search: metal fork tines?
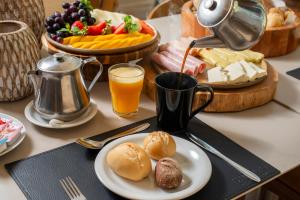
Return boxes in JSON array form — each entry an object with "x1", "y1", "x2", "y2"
[{"x1": 60, "y1": 176, "x2": 87, "y2": 200}]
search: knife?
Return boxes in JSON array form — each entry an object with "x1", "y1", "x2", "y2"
[{"x1": 186, "y1": 132, "x2": 261, "y2": 183}]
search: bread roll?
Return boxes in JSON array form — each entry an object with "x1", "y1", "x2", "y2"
[
  {"x1": 267, "y1": 12, "x2": 284, "y2": 28},
  {"x1": 106, "y1": 142, "x2": 152, "y2": 181},
  {"x1": 143, "y1": 131, "x2": 176, "y2": 160}
]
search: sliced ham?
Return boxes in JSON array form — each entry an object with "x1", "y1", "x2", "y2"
[
  {"x1": 159, "y1": 44, "x2": 206, "y2": 74},
  {"x1": 151, "y1": 53, "x2": 194, "y2": 76}
]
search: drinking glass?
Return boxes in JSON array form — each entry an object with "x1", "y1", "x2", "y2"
[{"x1": 108, "y1": 63, "x2": 145, "y2": 117}]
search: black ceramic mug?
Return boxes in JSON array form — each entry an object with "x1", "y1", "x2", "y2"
[{"x1": 155, "y1": 72, "x2": 214, "y2": 131}]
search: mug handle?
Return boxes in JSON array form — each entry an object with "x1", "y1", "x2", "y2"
[
  {"x1": 190, "y1": 85, "x2": 214, "y2": 118},
  {"x1": 82, "y1": 57, "x2": 103, "y2": 93}
]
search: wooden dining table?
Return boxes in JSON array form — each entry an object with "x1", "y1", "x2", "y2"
[{"x1": 0, "y1": 15, "x2": 300, "y2": 200}]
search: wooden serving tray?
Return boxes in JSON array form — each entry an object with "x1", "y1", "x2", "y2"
[
  {"x1": 42, "y1": 35, "x2": 159, "y2": 81},
  {"x1": 142, "y1": 60, "x2": 278, "y2": 113}
]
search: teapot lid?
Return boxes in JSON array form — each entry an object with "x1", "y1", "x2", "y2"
[
  {"x1": 197, "y1": 0, "x2": 233, "y2": 27},
  {"x1": 37, "y1": 53, "x2": 81, "y2": 73}
]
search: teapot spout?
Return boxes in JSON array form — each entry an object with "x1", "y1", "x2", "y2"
[
  {"x1": 27, "y1": 70, "x2": 41, "y2": 95},
  {"x1": 189, "y1": 35, "x2": 226, "y2": 49}
]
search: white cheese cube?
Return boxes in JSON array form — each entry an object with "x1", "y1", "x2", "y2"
[
  {"x1": 225, "y1": 62, "x2": 248, "y2": 84},
  {"x1": 207, "y1": 67, "x2": 228, "y2": 83},
  {"x1": 240, "y1": 60, "x2": 258, "y2": 81},
  {"x1": 249, "y1": 63, "x2": 267, "y2": 78}
]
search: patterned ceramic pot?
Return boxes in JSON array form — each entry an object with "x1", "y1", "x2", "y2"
[
  {"x1": 0, "y1": 20, "x2": 40, "y2": 102},
  {"x1": 0, "y1": 0, "x2": 45, "y2": 47}
]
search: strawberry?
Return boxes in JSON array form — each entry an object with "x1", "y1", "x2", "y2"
[
  {"x1": 88, "y1": 21, "x2": 107, "y2": 35},
  {"x1": 111, "y1": 25, "x2": 116, "y2": 33},
  {"x1": 114, "y1": 23, "x2": 126, "y2": 34},
  {"x1": 140, "y1": 20, "x2": 155, "y2": 36},
  {"x1": 71, "y1": 21, "x2": 84, "y2": 30},
  {"x1": 0, "y1": 119, "x2": 5, "y2": 125}
]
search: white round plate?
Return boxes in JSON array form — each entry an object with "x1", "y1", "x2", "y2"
[
  {"x1": 24, "y1": 100, "x2": 98, "y2": 129},
  {"x1": 0, "y1": 113, "x2": 26, "y2": 156},
  {"x1": 94, "y1": 133, "x2": 212, "y2": 200}
]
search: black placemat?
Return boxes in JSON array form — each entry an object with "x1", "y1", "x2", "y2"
[
  {"x1": 287, "y1": 68, "x2": 300, "y2": 80},
  {"x1": 5, "y1": 117, "x2": 279, "y2": 200}
]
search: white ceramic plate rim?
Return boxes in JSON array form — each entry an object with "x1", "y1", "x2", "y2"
[
  {"x1": 24, "y1": 100, "x2": 98, "y2": 129},
  {"x1": 0, "y1": 113, "x2": 26, "y2": 157},
  {"x1": 94, "y1": 133, "x2": 212, "y2": 200}
]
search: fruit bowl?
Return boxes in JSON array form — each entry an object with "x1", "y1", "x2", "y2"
[
  {"x1": 44, "y1": 0, "x2": 158, "y2": 55},
  {"x1": 45, "y1": 22, "x2": 159, "y2": 55}
]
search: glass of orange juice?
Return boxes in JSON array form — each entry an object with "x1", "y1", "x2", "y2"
[{"x1": 108, "y1": 63, "x2": 145, "y2": 117}]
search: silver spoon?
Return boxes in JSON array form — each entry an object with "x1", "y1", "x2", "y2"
[{"x1": 76, "y1": 123, "x2": 150, "y2": 149}]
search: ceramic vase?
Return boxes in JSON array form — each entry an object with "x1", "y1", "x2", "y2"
[
  {"x1": 0, "y1": 20, "x2": 40, "y2": 102},
  {"x1": 0, "y1": 0, "x2": 45, "y2": 47}
]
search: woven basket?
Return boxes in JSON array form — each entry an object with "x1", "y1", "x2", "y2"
[
  {"x1": 0, "y1": 0, "x2": 45, "y2": 47},
  {"x1": 0, "y1": 21, "x2": 40, "y2": 102}
]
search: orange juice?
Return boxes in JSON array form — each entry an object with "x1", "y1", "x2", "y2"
[{"x1": 108, "y1": 65, "x2": 144, "y2": 116}]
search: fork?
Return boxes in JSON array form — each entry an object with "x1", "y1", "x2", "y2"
[{"x1": 60, "y1": 176, "x2": 87, "y2": 200}]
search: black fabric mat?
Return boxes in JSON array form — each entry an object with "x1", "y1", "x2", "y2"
[
  {"x1": 287, "y1": 68, "x2": 300, "y2": 80},
  {"x1": 5, "y1": 117, "x2": 280, "y2": 200}
]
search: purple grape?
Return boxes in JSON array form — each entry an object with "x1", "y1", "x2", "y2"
[
  {"x1": 71, "y1": 12, "x2": 80, "y2": 20},
  {"x1": 87, "y1": 17, "x2": 94, "y2": 25},
  {"x1": 46, "y1": 16, "x2": 54, "y2": 26},
  {"x1": 54, "y1": 11, "x2": 61, "y2": 17},
  {"x1": 50, "y1": 34, "x2": 58, "y2": 41},
  {"x1": 78, "y1": 9, "x2": 86, "y2": 16},
  {"x1": 53, "y1": 23, "x2": 61, "y2": 31},
  {"x1": 62, "y1": 2, "x2": 70, "y2": 9},
  {"x1": 73, "y1": 0, "x2": 80, "y2": 7},
  {"x1": 69, "y1": 5, "x2": 77, "y2": 12},
  {"x1": 56, "y1": 37, "x2": 63, "y2": 43},
  {"x1": 54, "y1": 17, "x2": 64, "y2": 24},
  {"x1": 57, "y1": 31, "x2": 65, "y2": 38},
  {"x1": 46, "y1": 26, "x2": 54, "y2": 33},
  {"x1": 80, "y1": 16, "x2": 87, "y2": 22},
  {"x1": 79, "y1": 3, "x2": 85, "y2": 9}
]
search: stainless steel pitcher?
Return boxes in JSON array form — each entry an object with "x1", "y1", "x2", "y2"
[
  {"x1": 28, "y1": 53, "x2": 103, "y2": 121},
  {"x1": 191, "y1": 0, "x2": 267, "y2": 50}
]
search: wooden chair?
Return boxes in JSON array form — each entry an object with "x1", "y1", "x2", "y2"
[{"x1": 147, "y1": 0, "x2": 188, "y2": 19}]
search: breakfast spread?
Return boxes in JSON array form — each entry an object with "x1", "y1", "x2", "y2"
[
  {"x1": 106, "y1": 132, "x2": 183, "y2": 189},
  {"x1": 0, "y1": 118, "x2": 22, "y2": 153},
  {"x1": 143, "y1": 131, "x2": 176, "y2": 160},
  {"x1": 106, "y1": 142, "x2": 152, "y2": 181},
  {"x1": 45, "y1": 0, "x2": 156, "y2": 50},
  {"x1": 155, "y1": 157, "x2": 183, "y2": 189},
  {"x1": 267, "y1": 7, "x2": 299, "y2": 28}
]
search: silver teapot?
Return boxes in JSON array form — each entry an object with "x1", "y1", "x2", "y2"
[
  {"x1": 28, "y1": 53, "x2": 103, "y2": 121},
  {"x1": 191, "y1": 0, "x2": 267, "y2": 50}
]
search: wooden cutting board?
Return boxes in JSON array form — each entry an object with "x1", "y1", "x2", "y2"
[{"x1": 142, "y1": 60, "x2": 279, "y2": 112}]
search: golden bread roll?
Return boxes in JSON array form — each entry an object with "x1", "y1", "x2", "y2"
[
  {"x1": 143, "y1": 131, "x2": 176, "y2": 160},
  {"x1": 267, "y1": 12, "x2": 284, "y2": 28},
  {"x1": 106, "y1": 142, "x2": 152, "y2": 181},
  {"x1": 269, "y1": 7, "x2": 284, "y2": 17}
]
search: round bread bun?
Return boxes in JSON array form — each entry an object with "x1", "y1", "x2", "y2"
[
  {"x1": 143, "y1": 131, "x2": 176, "y2": 160},
  {"x1": 106, "y1": 142, "x2": 152, "y2": 181}
]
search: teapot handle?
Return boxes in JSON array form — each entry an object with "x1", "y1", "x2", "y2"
[{"x1": 82, "y1": 57, "x2": 103, "y2": 93}]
